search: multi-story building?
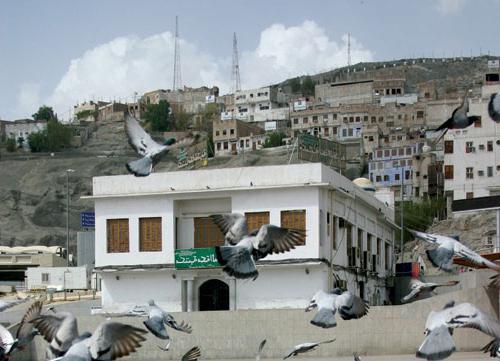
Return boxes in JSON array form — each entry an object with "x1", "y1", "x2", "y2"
[
  {"x1": 73, "y1": 101, "x2": 109, "y2": 122},
  {"x1": 4, "y1": 119, "x2": 47, "y2": 149},
  {"x1": 88, "y1": 163, "x2": 396, "y2": 311},
  {"x1": 143, "y1": 86, "x2": 219, "y2": 115},
  {"x1": 213, "y1": 118, "x2": 265, "y2": 156},
  {"x1": 411, "y1": 148, "x2": 443, "y2": 199},
  {"x1": 443, "y1": 83, "x2": 500, "y2": 201},
  {"x1": 232, "y1": 86, "x2": 288, "y2": 123}
]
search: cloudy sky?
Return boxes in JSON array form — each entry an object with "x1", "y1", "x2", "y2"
[{"x1": 1, "y1": 0, "x2": 499, "y2": 120}]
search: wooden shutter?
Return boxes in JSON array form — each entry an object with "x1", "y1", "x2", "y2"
[
  {"x1": 107, "y1": 219, "x2": 129, "y2": 253},
  {"x1": 139, "y1": 217, "x2": 162, "y2": 252},
  {"x1": 444, "y1": 140, "x2": 453, "y2": 154},
  {"x1": 245, "y1": 212, "x2": 270, "y2": 233},
  {"x1": 444, "y1": 165, "x2": 454, "y2": 180},
  {"x1": 280, "y1": 210, "x2": 306, "y2": 245},
  {"x1": 194, "y1": 217, "x2": 224, "y2": 248}
]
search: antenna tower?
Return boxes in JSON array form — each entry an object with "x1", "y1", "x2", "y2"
[
  {"x1": 347, "y1": 32, "x2": 351, "y2": 66},
  {"x1": 232, "y1": 32, "x2": 241, "y2": 93},
  {"x1": 173, "y1": 16, "x2": 182, "y2": 91}
]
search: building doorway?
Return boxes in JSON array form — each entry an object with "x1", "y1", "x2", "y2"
[{"x1": 199, "y1": 279, "x2": 229, "y2": 311}]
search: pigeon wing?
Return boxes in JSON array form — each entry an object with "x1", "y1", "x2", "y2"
[
  {"x1": 254, "y1": 225, "x2": 305, "y2": 258},
  {"x1": 164, "y1": 314, "x2": 192, "y2": 334},
  {"x1": 30, "y1": 314, "x2": 65, "y2": 343},
  {"x1": 0, "y1": 325, "x2": 14, "y2": 353},
  {"x1": 446, "y1": 303, "x2": 500, "y2": 338},
  {"x1": 182, "y1": 346, "x2": 201, "y2": 361},
  {"x1": 454, "y1": 243, "x2": 500, "y2": 271},
  {"x1": 401, "y1": 286, "x2": 422, "y2": 303},
  {"x1": 89, "y1": 322, "x2": 147, "y2": 361},
  {"x1": 210, "y1": 213, "x2": 248, "y2": 243},
  {"x1": 125, "y1": 114, "x2": 163, "y2": 157},
  {"x1": 16, "y1": 299, "x2": 43, "y2": 343}
]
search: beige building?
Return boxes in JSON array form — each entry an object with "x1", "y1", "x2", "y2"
[
  {"x1": 98, "y1": 102, "x2": 128, "y2": 122},
  {"x1": 143, "y1": 86, "x2": 219, "y2": 115},
  {"x1": 213, "y1": 118, "x2": 265, "y2": 156},
  {"x1": 73, "y1": 101, "x2": 109, "y2": 122},
  {"x1": 412, "y1": 148, "x2": 443, "y2": 199}
]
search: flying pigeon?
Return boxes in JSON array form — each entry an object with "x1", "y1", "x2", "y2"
[
  {"x1": 125, "y1": 113, "x2": 196, "y2": 177},
  {"x1": 142, "y1": 300, "x2": 192, "y2": 350},
  {"x1": 408, "y1": 229, "x2": 500, "y2": 272},
  {"x1": 401, "y1": 279, "x2": 460, "y2": 303},
  {"x1": 488, "y1": 93, "x2": 500, "y2": 123},
  {"x1": 212, "y1": 213, "x2": 306, "y2": 279},
  {"x1": 305, "y1": 289, "x2": 369, "y2": 328},
  {"x1": 210, "y1": 213, "x2": 249, "y2": 245},
  {"x1": 31, "y1": 308, "x2": 80, "y2": 359},
  {"x1": 416, "y1": 301, "x2": 500, "y2": 361},
  {"x1": 181, "y1": 346, "x2": 201, "y2": 361},
  {"x1": 256, "y1": 340, "x2": 266, "y2": 361},
  {"x1": 482, "y1": 338, "x2": 500, "y2": 358},
  {"x1": 353, "y1": 353, "x2": 362, "y2": 361},
  {"x1": 283, "y1": 339, "x2": 335, "y2": 359},
  {"x1": 434, "y1": 96, "x2": 479, "y2": 143},
  {"x1": 47, "y1": 321, "x2": 148, "y2": 361},
  {"x1": 0, "y1": 325, "x2": 16, "y2": 361}
]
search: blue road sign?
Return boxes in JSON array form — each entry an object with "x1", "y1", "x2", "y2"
[{"x1": 81, "y1": 212, "x2": 95, "y2": 228}]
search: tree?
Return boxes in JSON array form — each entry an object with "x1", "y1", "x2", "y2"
[
  {"x1": 143, "y1": 100, "x2": 171, "y2": 132},
  {"x1": 301, "y1": 76, "x2": 315, "y2": 96},
  {"x1": 28, "y1": 120, "x2": 73, "y2": 152},
  {"x1": 263, "y1": 132, "x2": 286, "y2": 148},
  {"x1": 75, "y1": 109, "x2": 97, "y2": 121},
  {"x1": 5, "y1": 138, "x2": 16, "y2": 152},
  {"x1": 33, "y1": 105, "x2": 57, "y2": 121},
  {"x1": 172, "y1": 110, "x2": 191, "y2": 131},
  {"x1": 288, "y1": 77, "x2": 301, "y2": 94}
]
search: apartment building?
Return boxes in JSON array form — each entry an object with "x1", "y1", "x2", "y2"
[
  {"x1": 232, "y1": 86, "x2": 288, "y2": 123},
  {"x1": 213, "y1": 118, "x2": 265, "y2": 156}
]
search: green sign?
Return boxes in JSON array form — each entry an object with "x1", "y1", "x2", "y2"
[{"x1": 175, "y1": 248, "x2": 220, "y2": 269}]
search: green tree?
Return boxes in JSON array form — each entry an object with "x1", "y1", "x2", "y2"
[
  {"x1": 143, "y1": 100, "x2": 171, "y2": 132},
  {"x1": 33, "y1": 105, "x2": 57, "y2": 121},
  {"x1": 75, "y1": 109, "x2": 97, "y2": 121},
  {"x1": 172, "y1": 110, "x2": 191, "y2": 131},
  {"x1": 263, "y1": 132, "x2": 286, "y2": 148},
  {"x1": 288, "y1": 77, "x2": 301, "y2": 93},
  {"x1": 28, "y1": 120, "x2": 73, "y2": 152},
  {"x1": 301, "y1": 76, "x2": 315, "y2": 96},
  {"x1": 6, "y1": 138, "x2": 16, "y2": 152}
]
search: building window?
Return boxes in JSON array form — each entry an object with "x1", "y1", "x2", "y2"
[
  {"x1": 395, "y1": 173, "x2": 400, "y2": 181},
  {"x1": 417, "y1": 111, "x2": 424, "y2": 119},
  {"x1": 466, "y1": 192, "x2": 474, "y2": 199},
  {"x1": 326, "y1": 212, "x2": 331, "y2": 237},
  {"x1": 293, "y1": 118, "x2": 298, "y2": 124},
  {"x1": 465, "y1": 141, "x2": 474, "y2": 153},
  {"x1": 281, "y1": 210, "x2": 306, "y2": 245},
  {"x1": 376, "y1": 150, "x2": 382, "y2": 158},
  {"x1": 376, "y1": 175, "x2": 382, "y2": 182},
  {"x1": 139, "y1": 217, "x2": 162, "y2": 252},
  {"x1": 346, "y1": 223, "x2": 355, "y2": 267},
  {"x1": 230, "y1": 129, "x2": 235, "y2": 135},
  {"x1": 194, "y1": 217, "x2": 224, "y2": 248},
  {"x1": 355, "y1": 116, "x2": 360, "y2": 122},
  {"x1": 217, "y1": 142, "x2": 221, "y2": 150},
  {"x1": 303, "y1": 117, "x2": 308, "y2": 124},
  {"x1": 385, "y1": 243, "x2": 391, "y2": 271},
  {"x1": 466, "y1": 167, "x2": 474, "y2": 179},
  {"x1": 215, "y1": 131, "x2": 220, "y2": 136},
  {"x1": 42, "y1": 273, "x2": 50, "y2": 283},
  {"x1": 223, "y1": 142, "x2": 228, "y2": 150},
  {"x1": 444, "y1": 140, "x2": 453, "y2": 154},
  {"x1": 488, "y1": 166, "x2": 494, "y2": 177},
  {"x1": 222, "y1": 129, "x2": 227, "y2": 135},
  {"x1": 383, "y1": 175, "x2": 389, "y2": 181},
  {"x1": 245, "y1": 212, "x2": 270, "y2": 233},
  {"x1": 487, "y1": 141, "x2": 493, "y2": 152},
  {"x1": 406, "y1": 147, "x2": 412, "y2": 155},
  {"x1": 474, "y1": 117, "x2": 482, "y2": 127},
  {"x1": 107, "y1": 219, "x2": 129, "y2": 253},
  {"x1": 398, "y1": 148, "x2": 404, "y2": 156},
  {"x1": 312, "y1": 116, "x2": 318, "y2": 123},
  {"x1": 405, "y1": 170, "x2": 411, "y2": 180}
]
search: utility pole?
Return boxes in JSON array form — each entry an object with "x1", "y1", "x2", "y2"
[
  {"x1": 232, "y1": 32, "x2": 241, "y2": 93},
  {"x1": 66, "y1": 169, "x2": 75, "y2": 266},
  {"x1": 347, "y1": 32, "x2": 351, "y2": 67},
  {"x1": 400, "y1": 167, "x2": 404, "y2": 263}
]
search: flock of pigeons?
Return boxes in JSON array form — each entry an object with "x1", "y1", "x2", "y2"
[{"x1": 1, "y1": 94, "x2": 499, "y2": 360}]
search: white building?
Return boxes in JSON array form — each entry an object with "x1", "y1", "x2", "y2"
[
  {"x1": 88, "y1": 163, "x2": 396, "y2": 312},
  {"x1": 26, "y1": 266, "x2": 89, "y2": 291},
  {"x1": 232, "y1": 86, "x2": 289, "y2": 123},
  {"x1": 4, "y1": 119, "x2": 47, "y2": 149},
  {"x1": 443, "y1": 84, "x2": 500, "y2": 200}
]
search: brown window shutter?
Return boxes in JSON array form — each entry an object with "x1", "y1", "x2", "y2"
[
  {"x1": 245, "y1": 212, "x2": 270, "y2": 233},
  {"x1": 140, "y1": 217, "x2": 162, "y2": 252},
  {"x1": 107, "y1": 219, "x2": 129, "y2": 253},
  {"x1": 194, "y1": 217, "x2": 224, "y2": 248},
  {"x1": 280, "y1": 210, "x2": 306, "y2": 245}
]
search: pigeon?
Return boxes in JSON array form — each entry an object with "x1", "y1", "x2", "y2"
[
  {"x1": 142, "y1": 300, "x2": 192, "y2": 350},
  {"x1": 212, "y1": 213, "x2": 306, "y2": 279},
  {"x1": 416, "y1": 301, "x2": 500, "y2": 361},
  {"x1": 125, "y1": 113, "x2": 196, "y2": 177},
  {"x1": 401, "y1": 279, "x2": 460, "y2": 303},
  {"x1": 305, "y1": 289, "x2": 369, "y2": 328},
  {"x1": 47, "y1": 321, "x2": 148, "y2": 361},
  {"x1": 10, "y1": 299, "x2": 43, "y2": 353},
  {"x1": 0, "y1": 325, "x2": 16, "y2": 361},
  {"x1": 482, "y1": 338, "x2": 500, "y2": 358},
  {"x1": 31, "y1": 309, "x2": 80, "y2": 359},
  {"x1": 488, "y1": 93, "x2": 500, "y2": 123},
  {"x1": 434, "y1": 96, "x2": 479, "y2": 143},
  {"x1": 181, "y1": 346, "x2": 201, "y2": 361},
  {"x1": 283, "y1": 339, "x2": 335, "y2": 359},
  {"x1": 353, "y1": 353, "x2": 362, "y2": 361},
  {"x1": 256, "y1": 340, "x2": 266, "y2": 361},
  {"x1": 408, "y1": 229, "x2": 500, "y2": 272}
]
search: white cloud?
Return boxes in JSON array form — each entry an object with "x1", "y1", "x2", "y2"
[
  {"x1": 23, "y1": 20, "x2": 373, "y2": 119},
  {"x1": 16, "y1": 83, "x2": 41, "y2": 119},
  {"x1": 435, "y1": 0, "x2": 467, "y2": 15}
]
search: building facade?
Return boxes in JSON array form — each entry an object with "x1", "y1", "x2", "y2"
[
  {"x1": 213, "y1": 118, "x2": 266, "y2": 156},
  {"x1": 89, "y1": 164, "x2": 396, "y2": 312},
  {"x1": 232, "y1": 86, "x2": 289, "y2": 123},
  {"x1": 443, "y1": 84, "x2": 500, "y2": 201},
  {"x1": 4, "y1": 119, "x2": 47, "y2": 149}
]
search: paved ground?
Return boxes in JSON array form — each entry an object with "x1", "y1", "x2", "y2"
[{"x1": 222, "y1": 353, "x2": 489, "y2": 361}]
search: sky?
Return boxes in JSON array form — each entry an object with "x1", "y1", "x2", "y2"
[{"x1": 1, "y1": 0, "x2": 500, "y2": 121}]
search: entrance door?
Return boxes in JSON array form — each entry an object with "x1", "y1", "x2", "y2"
[{"x1": 199, "y1": 279, "x2": 229, "y2": 311}]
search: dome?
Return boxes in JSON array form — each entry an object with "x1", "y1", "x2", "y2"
[{"x1": 353, "y1": 177, "x2": 376, "y2": 192}]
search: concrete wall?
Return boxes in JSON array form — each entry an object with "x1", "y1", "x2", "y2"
[{"x1": 14, "y1": 280, "x2": 498, "y2": 361}]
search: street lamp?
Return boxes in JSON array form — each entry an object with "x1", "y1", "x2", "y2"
[{"x1": 66, "y1": 169, "x2": 75, "y2": 267}]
